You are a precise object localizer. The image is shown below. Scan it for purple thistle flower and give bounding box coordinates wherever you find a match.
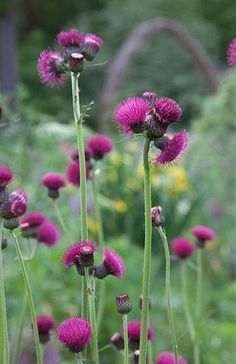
[156,352,188,364]
[63,241,96,269]
[127,321,154,341]
[66,161,90,186]
[192,225,215,244]
[82,33,104,61]
[151,206,165,227]
[114,97,149,135]
[41,173,66,199]
[70,145,92,161]
[63,242,81,269]
[172,237,195,259]
[1,189,28,220]
[155,97,182,125]
[36,315,55,344]
[86,134,113,160]
[20,211,47,238]
[227,39,236,66]
[68,53,85,73]
[38,49,66,87]
[57,317,92,353]
[103,248,125,278]
[0,165,13,189]
[57,29,84,49]
[154,130,189,165]
[37,222,60,247]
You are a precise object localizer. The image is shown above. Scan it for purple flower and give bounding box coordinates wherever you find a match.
[127,320,154,341]
[110,332,124,351]
[66,161,90,187]
[0,165,13,189]
[37,222,60,247]
[70,145,92,161]
[227,39,236,66]
[1,189,28,220]
[155,97,182,125]
[20,211,47,238]
[86,134,113,160]
[192,225,215,243]
[57,29,84,49]
[36,315,55,344]
[156,352,188,364]
[63,242,81,269]
[116,294,132,314]
[57,317,92,353]
[151,206,165,227]
[154,130,189,165]
[63,241,96,269]
[103,249,125,278]
[38,49,66,87]
[114,97,149,135]
[143,91,157,108]
[41,173,66,199]
[172,237,195,259]
[82,33,104,61]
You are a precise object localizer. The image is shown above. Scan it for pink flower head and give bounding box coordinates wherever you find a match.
[63,242,81,269]
[172,237,195,259]
[154,130,189,165]
[37,221,60,246]
[82,33,104,61]
[70,145,92,161]
[38,49,66,87]
[57,29,84,50]
[151,206,165,227]
[110,332,124,351]
[127,321,154,341]
[155,97,182,125]
[103,248,125,278]
[192,225,215,245]
[114,97,149,135]
[57,317,92,353]
[1,189,28,220]
[41,173,66,199]
[227,39,236,66]
[63,241,96,269]
[35,315,55,344]
[66,161,90,186]
[0,165,13,189]
[20,211,47,238]
[86,134,113,159]
[156,352,187,364]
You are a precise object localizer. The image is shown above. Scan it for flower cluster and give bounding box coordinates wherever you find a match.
[38,29,103,87]
[114,91,189,165]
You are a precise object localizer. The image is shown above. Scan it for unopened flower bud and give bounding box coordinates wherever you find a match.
[143,92,157,108]
[110,332,124,351]
[3,218,19,230]
[134,350,140,364]
[145,114,167,139]
[116,294,132,314]
[151,206,165,227]
[69,53,85,73]
[95,263,109,279]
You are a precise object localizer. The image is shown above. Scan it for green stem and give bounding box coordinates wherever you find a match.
[0,223,9,364]
[194,249,203,364]
[122,314,129,364]
[148,341,153,364]
[139,137,152,364]
[71,72,88,319]
[11,290,27,364]
[157,226,178,364]
[181,262,195,341]
[98,344,114,353]
[11,231,42,364]
[91,163,104,249]
[75,353,83,364]
[85,269,99,363]
[52,200,72,240]
[97,281,106,332]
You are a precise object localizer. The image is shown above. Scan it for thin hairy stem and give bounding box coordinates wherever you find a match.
[91,163,104,249]
[11,292,27,364]
[157,226,178,364]
[122,314,129,364]
[194,248,203,364]
[139,137,152,364]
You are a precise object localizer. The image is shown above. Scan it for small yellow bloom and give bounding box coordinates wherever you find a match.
[88,217,98,235]
[114,199,128,213]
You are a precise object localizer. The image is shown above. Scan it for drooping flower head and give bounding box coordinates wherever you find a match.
[134,350,140,364]
[192,225,215,247]
[57,317,92,353]
[38,49,66,87]
[66,161,90,186]
[110,332,124,351]
[37,221,60,246]
[172,237,195,259]
[156,352,188,364]
[127,320,154,350]
[95,248,125,279]
[155,97,182,125]
[1,189,28,220]
[41,173,66,199]
[0,165,13,190]
[154,130,189,165]
[70,145,92,162]
[114,97,149,135]
[36,315,55,344]
[63,242,81,269]
[20,211,47,238]
[57,29,84,52]
[63,240,96,271]
[151,206,165,227]
[86,134,113,160]
[82,33,104,61]
[227,39,236,66]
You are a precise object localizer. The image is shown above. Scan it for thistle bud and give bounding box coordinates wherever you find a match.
[143,92,157,108]
[134,350,140,364]
[110,332,124,351]
[151,206,165,227]
[3,218,19,230]
[116,294,132,315]
[69,53,85,73]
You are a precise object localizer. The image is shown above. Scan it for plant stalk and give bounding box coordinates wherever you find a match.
[122,314,129,364]
[194,248,203,364]
[53,200,72,240]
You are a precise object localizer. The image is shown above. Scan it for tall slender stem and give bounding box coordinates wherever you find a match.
[11,231,42,364]
[157,226,178,364]
[91,163,104,250]
[148,341,153,364]
[0,222,9,364]
[139,137,152,364]
[122,314,129,364]
[71,72,88,319]
[194,248,203,364]
[52,200,72,240]
[181,262,195,341]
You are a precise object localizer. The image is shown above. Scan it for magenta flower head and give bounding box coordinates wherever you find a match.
[57,29,84,53]
[63,240,96,272]
[114,97,149,135]
[20,211,47,238]
[38,49,66,87]
[37,221,60,247]
[95,248,125,279]
[1,189,28,220]
[82,33,104,61]
[57,317,92,353]
[68,53,85,73]
[154,130,189,166]
[0,103,2,119]
[227,39,236,66]
[0,165,13,204]
[172,237,195,259]
[70,145,92,162]
[36,315,55,344]
[110,332,124,351]
[86,134,113,160]
[151,206,165,227]
[127,320,154,350]
[41,172,66,199]
[156,352,187,364]
[66,161,90,186]
[155,97,182,125]
[192,225,216,248]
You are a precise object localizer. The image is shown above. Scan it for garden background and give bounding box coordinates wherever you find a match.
[0,0,236,363]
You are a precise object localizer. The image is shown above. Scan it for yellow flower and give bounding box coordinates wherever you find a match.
[165,166,189,196]
[114,199,128,213]
[88,217,98,235]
